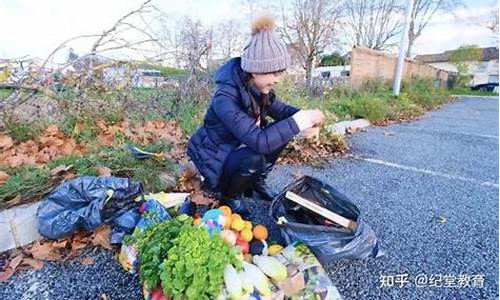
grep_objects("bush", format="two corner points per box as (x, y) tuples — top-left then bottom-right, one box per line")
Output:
(387, 93), (425, 120)
(360, 77), (390, 94)
(348, 95), (390, 122)
(403, 78), (448, 109)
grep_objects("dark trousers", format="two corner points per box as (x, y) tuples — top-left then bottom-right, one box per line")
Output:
(216, 144), (286, 195)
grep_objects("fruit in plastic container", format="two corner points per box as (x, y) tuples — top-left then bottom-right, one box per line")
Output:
(240, 228), (253, 242)
(252, 225), (268, 240)
(235, 239), (250, 254)
(230, 218), (245, 231)
(219, 205), (232, 217)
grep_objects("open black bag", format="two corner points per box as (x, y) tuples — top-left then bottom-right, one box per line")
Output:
(271, 176), (383, 264)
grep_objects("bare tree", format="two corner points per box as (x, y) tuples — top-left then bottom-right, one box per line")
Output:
(213, 20), (246, 62)
(406, 0), (460, 57)
(343, 0), (403, 51)
(280, 0), (343, 89)
(175, 17), (213, 77)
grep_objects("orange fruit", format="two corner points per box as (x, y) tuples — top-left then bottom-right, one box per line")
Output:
(244, 221), (253, 230)
(219, 205), (232, 217)
(231, 218), (245, 231)
(230, 213), (242, 222)
(240, 228), (253, 242)
(253, 225), (268, 241)
(193, 218), (202, 226)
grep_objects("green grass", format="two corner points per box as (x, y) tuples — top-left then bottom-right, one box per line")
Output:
(0, 88), (14, 98)
(0, 166), (51, 208)
(158, 66), (188, 77)
(4, 121), (41, 142)
(47, 140), (176, 192)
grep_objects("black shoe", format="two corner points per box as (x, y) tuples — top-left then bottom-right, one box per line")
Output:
(220, 158), (258, 218)
(221, 197), (251, 219)
(253, 162), (277, 201)
(253, 179), (277, 201)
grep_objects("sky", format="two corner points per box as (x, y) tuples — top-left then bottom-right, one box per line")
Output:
(0, 0), (498, 63)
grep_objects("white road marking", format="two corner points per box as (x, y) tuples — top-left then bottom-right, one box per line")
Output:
(351, 155), (499, 189)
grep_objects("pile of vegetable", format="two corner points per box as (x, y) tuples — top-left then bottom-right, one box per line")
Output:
(127, 204), (293, 300)
(128, 214), (240, 300)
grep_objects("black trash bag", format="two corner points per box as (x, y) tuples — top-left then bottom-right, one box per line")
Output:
(271, 176), (383, 264)
(38, 176), (143, 242)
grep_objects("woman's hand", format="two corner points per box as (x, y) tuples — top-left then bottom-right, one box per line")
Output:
(292, 109), (326, 131)
(309, 109), (325, 126)
(300, 127), (320, 139)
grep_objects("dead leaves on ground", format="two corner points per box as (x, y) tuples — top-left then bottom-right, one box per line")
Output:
(93, 119), (186, 161)
(0, 255), (23, 281)
(0, 126), (86, 169)
(178, 166), (215, 205)
(279, 131), (349, 167)
(0, 119), (187, 188)
(0, 120), (186, 171)
(0, 225), (112, 282)
(0, 171), (9, 185)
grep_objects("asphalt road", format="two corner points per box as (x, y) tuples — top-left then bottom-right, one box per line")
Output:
(1, 95), (498, 300)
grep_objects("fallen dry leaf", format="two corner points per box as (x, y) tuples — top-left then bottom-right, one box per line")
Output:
(20, 258), (44, 270)
(6, 155), (26, 168)
(5, 195), (22, 207)
(51, 240), (68, 249)
(98, 134), (114, 146)
(45, 125), (59, 136)
(63, 171), (76, 180)
(0, 135), (14, 149)
(97, 167), (112, 177)
(50, 165), (74, 177)
(71, 240), (88, 251)
(92, 226), (112, 250)
(80, 256), (95, 266)
(0, 171), (9, 186)
(0, 255), (23, 281)
(29, 241), (62, 261)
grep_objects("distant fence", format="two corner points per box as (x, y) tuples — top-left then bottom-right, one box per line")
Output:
(350, 46), (456, 89)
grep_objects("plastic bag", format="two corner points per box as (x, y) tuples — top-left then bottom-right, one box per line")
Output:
(37, 176), (143, 242)
(119, 199), (172, 273)
(271, 176), (383, 264)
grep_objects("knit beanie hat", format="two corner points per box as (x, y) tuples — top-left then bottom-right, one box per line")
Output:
(241, 14), (291, 73)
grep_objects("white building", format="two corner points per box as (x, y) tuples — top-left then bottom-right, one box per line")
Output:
(312, 65), (350, 79)
(414, 47), (499, 86)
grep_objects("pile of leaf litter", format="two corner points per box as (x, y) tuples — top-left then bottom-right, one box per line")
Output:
(0, 120), (187, 209)
(278, 129), (349, 167)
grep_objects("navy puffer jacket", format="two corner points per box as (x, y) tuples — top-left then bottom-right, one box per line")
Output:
(187, 57), (300, 190)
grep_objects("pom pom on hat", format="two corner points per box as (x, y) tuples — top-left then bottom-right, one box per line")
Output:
(251, 14), (276, 34)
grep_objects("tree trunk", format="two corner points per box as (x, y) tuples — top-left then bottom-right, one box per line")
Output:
(305, 56), (314, 91)
(406, 20), (415, 58)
